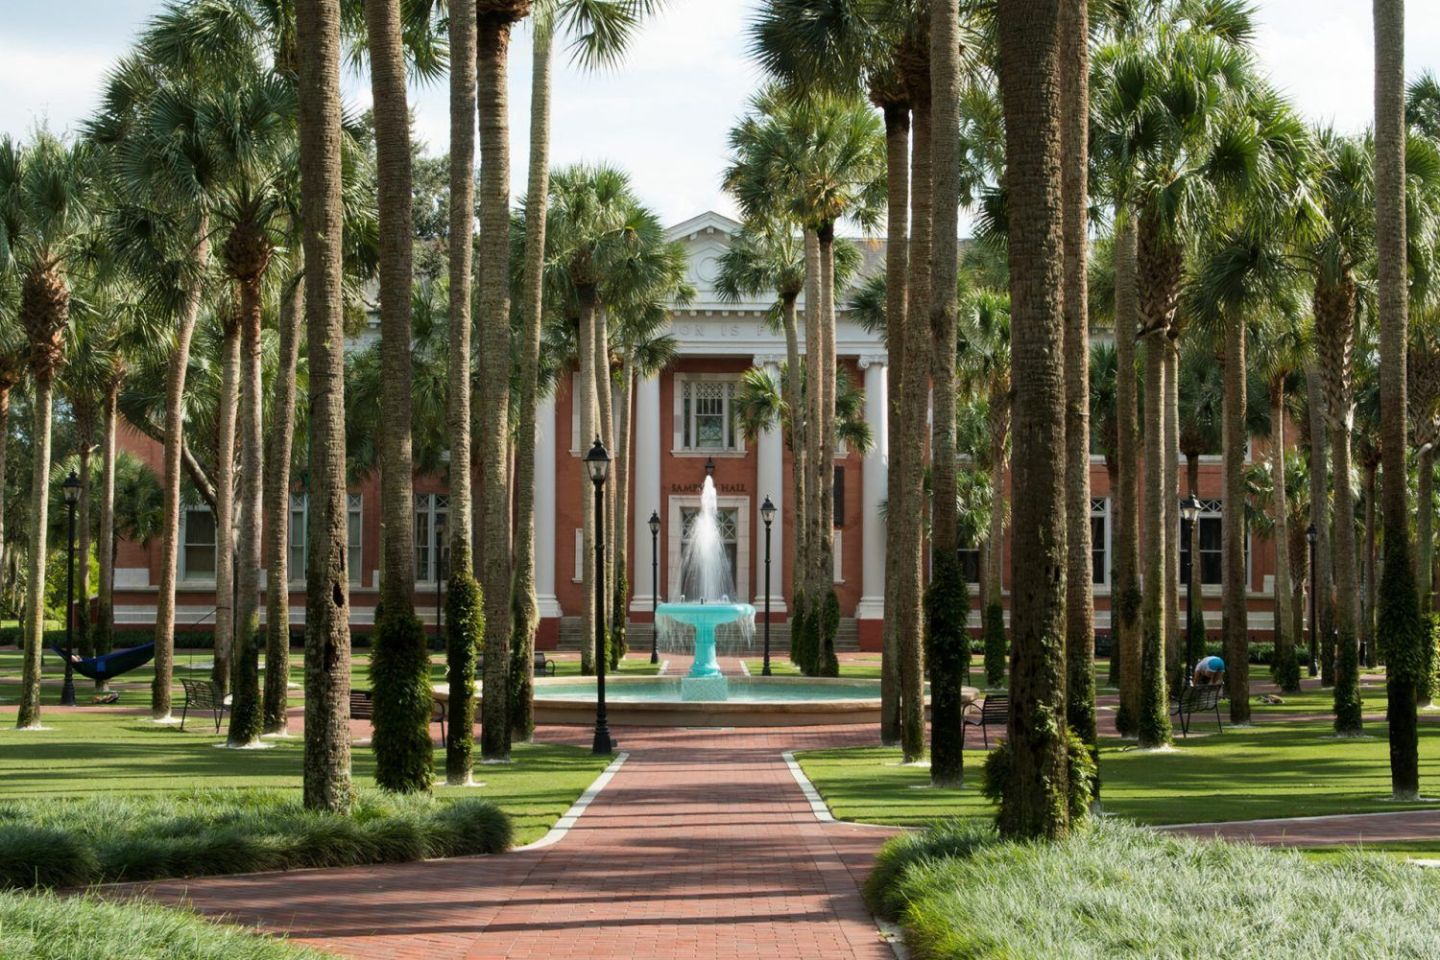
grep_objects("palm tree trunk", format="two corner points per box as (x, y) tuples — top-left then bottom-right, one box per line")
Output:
(16, 372), (56, 729)
(509, 20), (553, 744)
(1305, 361), (1335, 683)
(613, 357), (635, 667)
(984, 392), (1010, 689)
(799, 227), (822, 673)
(578, 296), (599, 676)
(1164, 334), (1182, 694)
(296, 0), (354, 813)
(1139, 329), (1172, 748)
(212, 319), (240, 696)
(153, 224), (210, 722)
(813, 229), (840, 677)
(444, 0), (480, 784)
(1363, 461), (1379, 669)
(782, 292), (807, 649)
(1271, 382), (1299, 693)
(996, 0), (1072, 838)
(263, 279), (302, 735)
(879, 99), (910, 747)
(593, 306), (614, 664)
(228, 276), (265, 747)
(1113, 218), (1142, 737)
(896, 86), (932, 761)
(76, 410), (93, 658)
(0, 385), (9, 607)
(1222, 314), (1250, 723)
(1417, 448), (1434, 613)
(476, 11), (516, 763)
(1060, 0), (1094, 775)
(1185, 453), (1202, 669)
(95, 380), (119, 667)
(927, 0), (967, 788)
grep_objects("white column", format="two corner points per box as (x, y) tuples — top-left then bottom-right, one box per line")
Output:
(856, 355), (888, 620)
(535, 395), (561, 617)
(630, 372), (663, 610)
(754, 356), (786, 611)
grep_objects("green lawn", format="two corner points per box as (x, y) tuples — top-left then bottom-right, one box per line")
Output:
(796, 720), (1440, 827)
(0, 710), (611, 845)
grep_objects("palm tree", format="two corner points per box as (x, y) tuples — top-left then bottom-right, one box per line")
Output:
(995, 0), (1072, 838)
(363, 0), (432, 790)
(1176, 337), (1221, 677)
(1412, 313), (1440, 633)
(1, 132), (92, 730)
(1110, 219), (1143, 736)
(262, 274), (302, 734)
(1375, 0), (1419, 801)
(295, 0), (353, 812)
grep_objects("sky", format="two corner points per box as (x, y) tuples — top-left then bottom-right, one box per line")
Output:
(2, 0), (1437, 230)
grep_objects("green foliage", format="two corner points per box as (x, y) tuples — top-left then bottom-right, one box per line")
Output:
(609, 573), (628, 669)
(982, 729), (1095, 837)
(868, 819), (1440, 959)
(1271, 641), (1302, 693)
(1332, 629), (1364, 735)
(789, 589), (808, 670)
(0, 890), (325, 959)
(1419, 614), (1440, 707)
(982, 603), (1007, 687)
(926, 553), (971, 785)
(1377, 536), (1425, 684)
(0, 790), (511, 890)
(444, 573), (484, 784)
(818, 588), (840, 677)
(42, 548), (99, 627)
(1138, 625), (1172, 747)
(1184, 607), (1207, 676)
(369, 606), (434, 793)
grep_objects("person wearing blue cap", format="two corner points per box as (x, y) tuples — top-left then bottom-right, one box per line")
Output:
(1192, 655), (1225, 687)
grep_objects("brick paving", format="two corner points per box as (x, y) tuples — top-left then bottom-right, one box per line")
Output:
(122, 722), (898, 960)
(1162, 809), (1440, 847)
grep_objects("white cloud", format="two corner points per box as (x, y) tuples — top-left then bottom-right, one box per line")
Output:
(0, 39), (113, 138)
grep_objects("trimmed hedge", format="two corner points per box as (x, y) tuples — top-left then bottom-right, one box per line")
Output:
(0, 789), (511, 889)
(868, 819), (1440, 959)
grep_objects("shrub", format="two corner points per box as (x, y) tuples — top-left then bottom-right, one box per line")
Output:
(789, 590), (808, 670)
(0, 790), (512, 890)
(818, 589), (840, 677)
(982, 604), (1006, 687)
(1419, 614), (1440, 707)
(868, 819), (1440, 960)
(444, 573), (484, 784)
(0, 890), (325, 960)
(369, 606), (434, 793)
(981, 729), (1095, 834)
(610, 573), (628, 668)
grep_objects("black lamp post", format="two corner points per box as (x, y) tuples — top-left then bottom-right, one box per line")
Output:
(1306, 522), (1318, 677)
(704, 456), (716, 479)
(648, 510), (660, 664)
(761, 495), (775, 677)
(1180, 493), (1201, 671)
(585, 438), (614, 756)
(60, 471), (80, 707)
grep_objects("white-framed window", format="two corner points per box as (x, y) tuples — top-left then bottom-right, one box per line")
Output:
(674, 375), (743, 453)
(287, 494), (363, 584)
(181, 506), (216, 580)
(958, 538), (981, 586)
(1090, 497), (1110, 586)
(832, 530), (843, 583)
(415, 493), (449, 583)
(1179, 498), (1223, 587)
(679, 505), (740, 599)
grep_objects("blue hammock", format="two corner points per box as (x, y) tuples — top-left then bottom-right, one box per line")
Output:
(48, 642), (156, 682)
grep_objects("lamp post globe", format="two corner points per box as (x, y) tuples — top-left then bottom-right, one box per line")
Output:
(648, 510), (660, 665)
(760, 496), (775, 677)
(584, 439), (614, 755)
(60, 471), (81, 707)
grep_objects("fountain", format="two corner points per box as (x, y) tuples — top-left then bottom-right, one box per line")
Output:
(655, 476), (755, 700)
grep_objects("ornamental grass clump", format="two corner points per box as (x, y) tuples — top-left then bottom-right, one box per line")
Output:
(870, 818), (1440, 959)
(0, 789), (512, 889)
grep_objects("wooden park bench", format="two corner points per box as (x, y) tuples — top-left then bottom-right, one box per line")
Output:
(1171, 682), (1224, 737)
(179, 678), (231, 734)
(349, 689), (446, 740)
(534, 651), (556, 677)
(962, 693), (1008, 749)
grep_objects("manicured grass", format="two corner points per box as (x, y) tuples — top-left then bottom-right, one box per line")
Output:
(0, 890), (322, 959)
(1299, 839), (1440, 863)
(741, 657), (884, 679)
(796, 720), (1440, 827)
(868, 819), (1440, 959)
(0, 711), (610, 846)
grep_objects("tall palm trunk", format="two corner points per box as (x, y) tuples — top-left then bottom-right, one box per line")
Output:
(1113, 219), (1143, 736)
(228, 273), (265, 747)
(593, 306), (614, 665)
(1221, 313), (1250, 723)
(153, 224), (210, 721)
(1164, 335), (1182, 693)
(1139, 330), (1172, 747)
(17, 370), (57, 729)
(927, 0), (967, 789)
(897, 75), (932, 762)
(75, 405), (93, 656)
(0, 382), (10, 603)
(1060, 0), (1094, 775)
(783, 288), (808, 653)
(445, 0), (481, 784)
(1374, 0), (1420, 801)
(878, 98), (910, 747)
(476, 9), (518, 763)
(612, 357), (634, 668)
(1185, 454), (1203, 667)
(799, 228), (822, 672)
(1317, 274), (1362, 732)
(296, 0), (354, 813)
(1362, 458), (1379, 669)
(212, 318), (240, 695)
(95, 379), (119, 666)
(1271, 381), (1299, 693)
(1417, 447), (1434, 613)
(263, 280), (302, 735)
(509, 20), (553, 744)
(996, 0), (1072, 838)
(984, 386), (1010, 688)
(578, 295), (600, 676)
(809, 230), (838, 677)
(1305, 361), (1335, 682)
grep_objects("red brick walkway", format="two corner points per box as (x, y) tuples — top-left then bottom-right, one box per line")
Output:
(1162, 809), (1440, 847)
(125, 724), (898, 960)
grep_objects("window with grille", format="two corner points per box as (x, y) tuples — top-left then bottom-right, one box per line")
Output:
(1179, 499), (1230, 587)
(679, 506), (739, 599)
(680, 380), (738, 451)
(415, 493), (450, 582)
(288, 494), (362, 584)
(181, 507), (216, 580)
(1091, 497), (1109, 586)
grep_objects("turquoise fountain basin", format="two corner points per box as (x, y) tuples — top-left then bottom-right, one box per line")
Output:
(655, 600), (755, 681)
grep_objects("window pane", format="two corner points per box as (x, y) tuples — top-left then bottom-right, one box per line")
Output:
(1091, 516), (1106, 584)
(1199, 517), (1222, 551)
(415, 509), (430, 581)
(185, 546), (215, 578)
(348, 500), (362, 584)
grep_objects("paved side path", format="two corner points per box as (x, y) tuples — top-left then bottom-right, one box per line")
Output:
(127, 725), (896, 960)
(1163, 809), (1440, 847)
